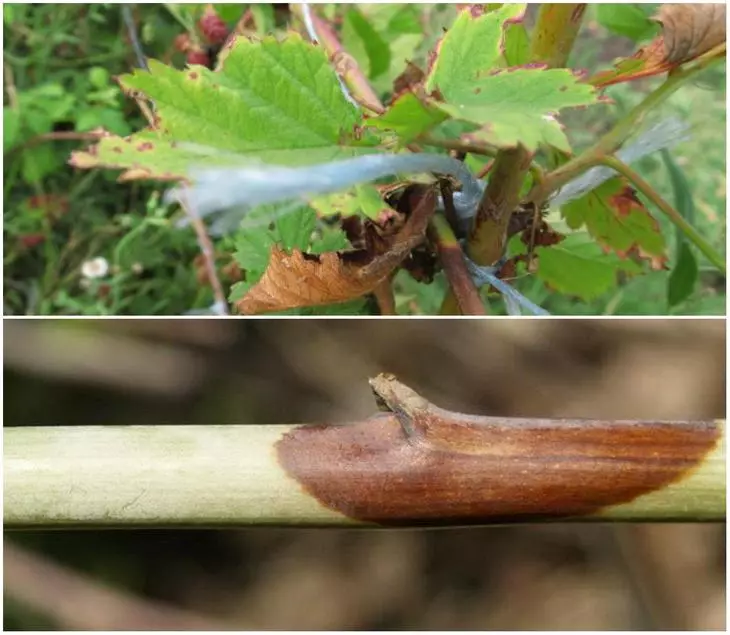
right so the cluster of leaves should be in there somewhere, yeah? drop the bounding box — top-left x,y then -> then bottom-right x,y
6,4 -> 726,315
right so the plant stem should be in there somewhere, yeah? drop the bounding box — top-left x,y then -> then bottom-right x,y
428,213 -> 486,315
439,3 -> 586,314
372,279 -> 396,315
529,3 -> 587,68
6,376 -> 724,528
599,156 -> 726,273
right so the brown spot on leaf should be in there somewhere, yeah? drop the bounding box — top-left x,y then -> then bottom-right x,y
392,61 -> 426,99
118,168 -> 153,182
609,186 -> 643,217
277,376 -> 721,526
136,142 -> 154,152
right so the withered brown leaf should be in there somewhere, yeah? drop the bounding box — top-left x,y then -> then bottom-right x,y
655,4 -> 726,64
237,187 -> 436,314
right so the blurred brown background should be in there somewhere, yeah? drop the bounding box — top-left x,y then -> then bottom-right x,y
4,319 -> 726,630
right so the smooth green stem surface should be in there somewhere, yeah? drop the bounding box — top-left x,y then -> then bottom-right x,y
600,156 -> 726,273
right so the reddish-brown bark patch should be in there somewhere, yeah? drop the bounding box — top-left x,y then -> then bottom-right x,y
277,409 -> 720,526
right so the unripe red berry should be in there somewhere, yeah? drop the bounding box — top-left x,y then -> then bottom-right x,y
174,33 -> 192,53
186,48 -> 211,66
19,233 -> 46,249
198,12 -> 228,45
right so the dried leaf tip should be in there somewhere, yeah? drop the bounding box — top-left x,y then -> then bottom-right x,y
369,373 -> 432,414
654,4 -> 726,64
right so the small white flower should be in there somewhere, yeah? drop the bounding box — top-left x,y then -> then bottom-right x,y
81,257 -> 109,279
131,262 -> 144,274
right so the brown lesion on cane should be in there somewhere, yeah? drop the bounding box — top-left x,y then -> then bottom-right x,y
277,376 -> 723,526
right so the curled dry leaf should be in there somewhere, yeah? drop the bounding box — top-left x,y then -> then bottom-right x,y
655,3 -> 726,64
590,3 -> 726,88
237,187 -> 436,314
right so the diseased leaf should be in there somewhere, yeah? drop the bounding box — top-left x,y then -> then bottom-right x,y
237,188 -> 436,314
425,5 -> 526,98
590,4 -> 726,87
536,235 -> 642,301
438,68 -> 596,151
71,34 -> 371,178
561,178 -> 667,269
656,3 -> 726,64
372,6 -> 596,150
70,132 -> 254,181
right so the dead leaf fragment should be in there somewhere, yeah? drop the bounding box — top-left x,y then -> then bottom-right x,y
237,188 -> 436,314
656,4 -> 726,64
590,4 -> 726,88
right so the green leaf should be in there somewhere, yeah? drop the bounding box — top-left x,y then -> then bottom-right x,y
75,107 -> 132,136
661,150 -> 695,229
561,178 -> 667,266
661,150 -> 698,308
311,226 -> 350,254
503,20 -> 530,66
24,109 -> 54,136
367,92 -> 448,143
4,108 -> 20,152
423,7 -> 598,150
233,203 -> 314,276
379,5 -> 422,34
276,204 -> 317,253
437,68 -> 597,151
310,183 -> 388,220
537,235 -> 642,301
425,5 -> 525,98
88,66 -> 111,89
595,4 -> 659,42
21,144 -> 63,184
667,241 -> 698,307
342,7 -> 391,80
121,36 -> 360,153
72,35 -> 377,177
231,207 -> 360,315
212,4 -> 242,23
